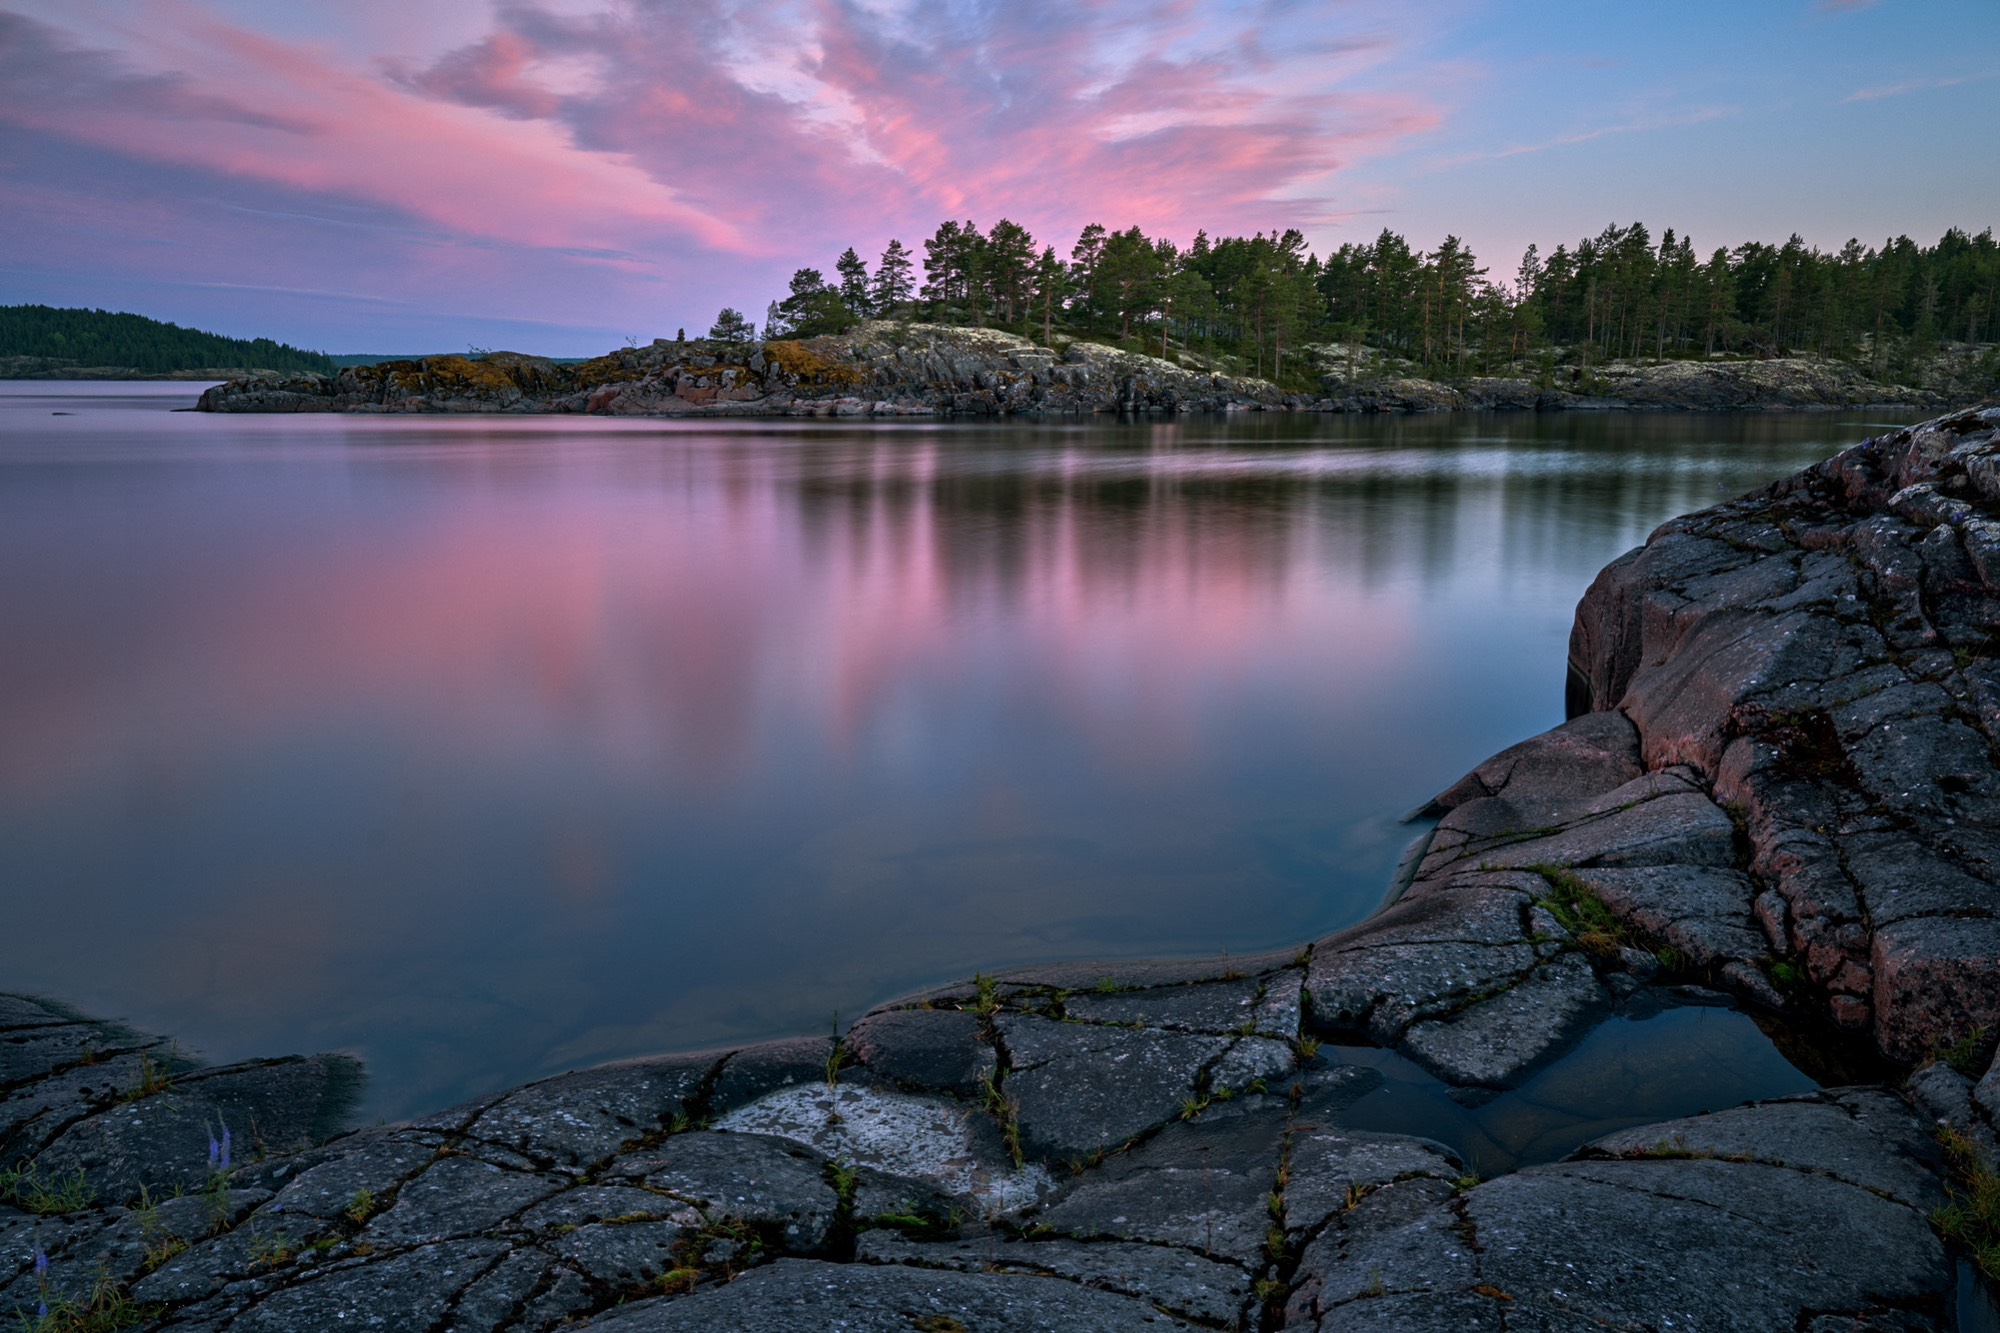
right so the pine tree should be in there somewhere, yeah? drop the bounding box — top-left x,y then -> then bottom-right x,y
774,269 -> 854,338
835,248 -> 871,318
1030,247 -> 1071,346
983,219 -> 1037,328
871,240 -> 915,318
708,307 -> 756,343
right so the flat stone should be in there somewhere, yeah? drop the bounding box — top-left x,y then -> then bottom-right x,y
1467,1157 -> 1946,1329
1582,1089 -> 1947,1212
1316,1291 -> 1507,1332
851,1163 -> 964,1231
0,1023 -> 161,1086
1872,914 -> 2000,1061
1207,1036 -> 1296,1093
260,1129 -> 437,1221
1397,952 -> 1608,1088
0,994 -> 80,1030
0,1050 -> 159,1159
579,1257 -> 1205,1330
0,1210 -> 105,1307
983,947 -> 1302,993
707,1038 -> 835,1118
523,1183 -> 699,1233
1423,767 -> 1709,870
1311,938 -> 1540,1044
28,1055 -> 362,1205
1842,831 -> 2000,927
1435,791 -> 1739,876
1305,885 -> 1541,1041
448,1248 -> 594,1332
463,1052 -> 716,1170
222,1238 -> 509,1332
1281,1126 -> 1463,1237
14,1191 -> 245,1304
1285,1177 -> 1473,1322
1317,878 -> 1538,949
544,1214 -> 692,1287
1062,977 -> 1264,1033
842,1008 -> 994,1099
708,1082 -> 1050,1216
359,1154 -> 567,1245
610,1131 -> 839,1254
1424,711 -> 1642,816
129,1204 -> 329,1308
1253,972 -> 1305,1040
1033,1097 -> 1287,1265
856,1230 -> 1253,1326
997,1015 -> 1228,1164
1573,865 -> 1769,966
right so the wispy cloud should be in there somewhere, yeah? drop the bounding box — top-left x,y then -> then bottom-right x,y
1427,105 -> 1738,169
2,1 -> 1443,263
0,0 -> 1449,344
1844,69 -> 1998,103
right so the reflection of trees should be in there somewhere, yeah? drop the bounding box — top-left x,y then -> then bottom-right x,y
786,412 -> 1897,610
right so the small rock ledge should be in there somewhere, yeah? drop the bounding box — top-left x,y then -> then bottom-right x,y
13,409 -> 2000,1330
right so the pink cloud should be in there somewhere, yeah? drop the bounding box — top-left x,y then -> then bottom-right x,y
1,0 -> 1441,297
0,8 -> 750,257
387,31 -> 562,121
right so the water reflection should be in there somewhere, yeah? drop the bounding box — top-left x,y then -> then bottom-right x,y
1329,999 -> 1820,1177
0,386 -> 1922,1119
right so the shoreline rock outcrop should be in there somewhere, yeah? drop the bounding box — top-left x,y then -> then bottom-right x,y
11,408 -> 2000,1329
192,324 -> 1972,419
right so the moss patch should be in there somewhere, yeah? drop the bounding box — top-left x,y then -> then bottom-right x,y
1531,864 -> 1634,961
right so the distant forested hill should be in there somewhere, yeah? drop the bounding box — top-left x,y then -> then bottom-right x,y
0,305 -> 335,375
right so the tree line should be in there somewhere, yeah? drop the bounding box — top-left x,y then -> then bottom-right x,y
0,305 -> 336,375
729,219 -> 2000,389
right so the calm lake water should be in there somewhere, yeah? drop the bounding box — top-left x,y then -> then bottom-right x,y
0,382 -> 1922,1124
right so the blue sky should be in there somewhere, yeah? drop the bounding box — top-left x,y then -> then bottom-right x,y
0,0 -> 1993,354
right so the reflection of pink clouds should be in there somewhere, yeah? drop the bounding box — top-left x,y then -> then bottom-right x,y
0,443 -> 1414,808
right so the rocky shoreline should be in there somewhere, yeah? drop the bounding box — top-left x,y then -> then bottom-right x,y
191,323 -> 1963,420
9,406 -> 2000,1330
0,358 -> 283,382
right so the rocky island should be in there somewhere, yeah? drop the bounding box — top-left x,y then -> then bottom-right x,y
194,324 -> 1972,420
9,405 -> 2000,1330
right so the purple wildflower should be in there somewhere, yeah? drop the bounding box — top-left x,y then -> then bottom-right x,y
220,1127 -> 232,1170
207,1134 -> 219,1169
33,1248 -> 47,1276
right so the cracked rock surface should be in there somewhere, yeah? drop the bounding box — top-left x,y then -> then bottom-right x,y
0,969 -> 1962,1330
1567,405 -> 2000,1061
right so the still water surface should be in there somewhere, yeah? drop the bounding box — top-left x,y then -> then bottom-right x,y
0,384 -> 1922,1125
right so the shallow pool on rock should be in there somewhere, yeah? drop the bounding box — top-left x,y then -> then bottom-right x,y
1329,995 -> 1821,1176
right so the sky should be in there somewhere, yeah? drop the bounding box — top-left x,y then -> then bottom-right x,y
0,0 -> 1995,356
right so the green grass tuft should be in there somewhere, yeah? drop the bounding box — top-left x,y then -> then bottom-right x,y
0,1163 -> 96,1215
1935,1126 -> 2000,1279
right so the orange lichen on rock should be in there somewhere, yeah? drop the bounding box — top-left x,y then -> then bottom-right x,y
574,354 -> 647,389
764,340 -> 864,387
